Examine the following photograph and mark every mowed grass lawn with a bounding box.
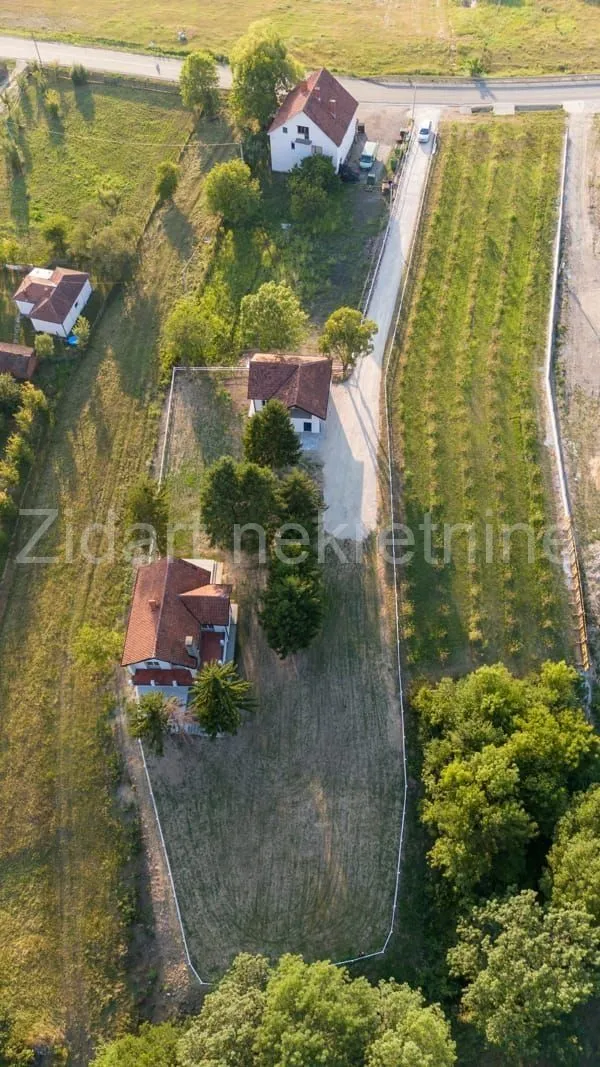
[3,0,600,76]
[391,114,571,676]
[0,76,191,253]
[149,372,402,978]
[0,123,233,1061]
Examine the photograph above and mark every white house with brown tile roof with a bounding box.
[248,353,332,435]
[14,267,92,337]
[268,68,358,174]
[121,556,237,706]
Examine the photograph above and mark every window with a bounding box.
[291,142,295,150]
[282,126,287,133]
[297,125,309,139]
[303,421,312,432]
[147,659,160,667]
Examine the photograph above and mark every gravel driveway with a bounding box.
[321,112,439,539]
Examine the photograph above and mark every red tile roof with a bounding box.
[122,558,231,668]
[180,584,233,627]
[248,354,332,421]
[0,343,38,380]
[200,630,226,664]
[14,267,90,326]
[268,68,358,147]
[132,668,194,687]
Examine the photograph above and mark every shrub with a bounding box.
[71,63,88,86]
[44,89,61,117]
[155,160,179,203]
[34,333,54,359]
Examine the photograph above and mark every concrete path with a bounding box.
[2,34,600,109]
[321,112,439,539]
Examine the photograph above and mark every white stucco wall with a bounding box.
[250,399,321,434]
[270,109,348,173]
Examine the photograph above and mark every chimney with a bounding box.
[185,635,200,666]
[148,598,159,610]
[329,98,336,119]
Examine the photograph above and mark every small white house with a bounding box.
[248,354,332,435]
[268,68,358,174]
[14,267,92,337]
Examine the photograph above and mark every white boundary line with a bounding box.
[138,738,210,986]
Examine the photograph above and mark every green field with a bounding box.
[0,122,232,1062]
[3,0,600,76]
[0,75,191,257]
[390,114,571,676]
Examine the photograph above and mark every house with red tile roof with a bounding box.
[14,267,92,338]
[121,557,237,706]
[268,68,358,174]
[248,353,332,435]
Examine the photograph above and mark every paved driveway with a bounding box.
[321,113,439,539]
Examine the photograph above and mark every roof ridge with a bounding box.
[153,557,170,656]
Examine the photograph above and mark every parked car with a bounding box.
[359,141,378,170]
[418,120,433,144]
[339,162,360,182]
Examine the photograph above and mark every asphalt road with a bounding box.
[2,33,600,108]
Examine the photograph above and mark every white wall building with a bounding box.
[14,267,92,337]
[268,68,358,174]
[247,354,332,436]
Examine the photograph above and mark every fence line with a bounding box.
[138,739,209,986]
[544,129,592,676]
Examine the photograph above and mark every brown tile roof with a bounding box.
[132,668,194,687]
[122,558,231,668]
[180,584,233,627]
[248,354,332,421]
[14,267,89,325]
[268,68,358,147]
[0,343,38,380]
[200,630,226,664]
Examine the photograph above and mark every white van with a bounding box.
[359,141,378,170]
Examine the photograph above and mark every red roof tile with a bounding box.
[179,584,233,626]
[269,68,358,147]
[248,354,332,421]
[14,267,90,326]
[132,668,194,687]
[200,630,226,664]
[122,558,213,668]
[0,343,38,380]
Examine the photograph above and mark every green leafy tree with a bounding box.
[73,315,90,350]
[41,213,70,257]
[126,474,168,555]
[243,399,301,469]
[161,295,228,369]
[34,333,54,359]
[240,281,308,352]
[367,982,456,1067]
[90,1022,180,1066]
[448,890,600,1061]
[155,160,179,203]
[259,543,324,658]
[289,154,340,232]
[200,456,279,551]
[190,661,254,739]
[0,373,21,418]
[180,50,220,116]
[319,307,377,376]
[128,692,173,756]
[544,784,600,922]
[72,623,122,676]
[0,1004,33,1065]
[71,63,88,86]
[276,468,322,537]
[89,215,138,281]
[178,953,270,1066]
[229,22,301,132]
[204,159,261,228]
[69,201,109,262]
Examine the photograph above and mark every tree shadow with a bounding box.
[162,202,196,260]
[9,172,29,231]
[74,85,96,123]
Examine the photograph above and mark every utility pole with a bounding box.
[31,32,42,68]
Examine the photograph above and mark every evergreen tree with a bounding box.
[243,399,301,469]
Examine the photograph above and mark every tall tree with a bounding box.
[161,295,227,368]
[128,693,173,756]
[90,1022,180,1066]
[448,891,600,1061]
[243,398,301,469]
[229,23,301,132]
[204,159,261,228]
[200,456,279,551]
[180,50,219,116]
[178,953,270,1067]
[126,474,168,555]
[276,468,322,537]
[367,981,456,1067]
[240,281,308,352]
[544,784,600,922]
[41,213,70,257]
[190,661,254,739]
[319,307,377,376]
[259,543,324,658]
[155,160,179,203]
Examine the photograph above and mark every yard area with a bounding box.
[3,0,600,77]
[0,74,191,258]
[390,113,572,676]
[0,123,233,1061]
[149,367,402,978]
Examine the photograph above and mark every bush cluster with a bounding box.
[0,382,48,558]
